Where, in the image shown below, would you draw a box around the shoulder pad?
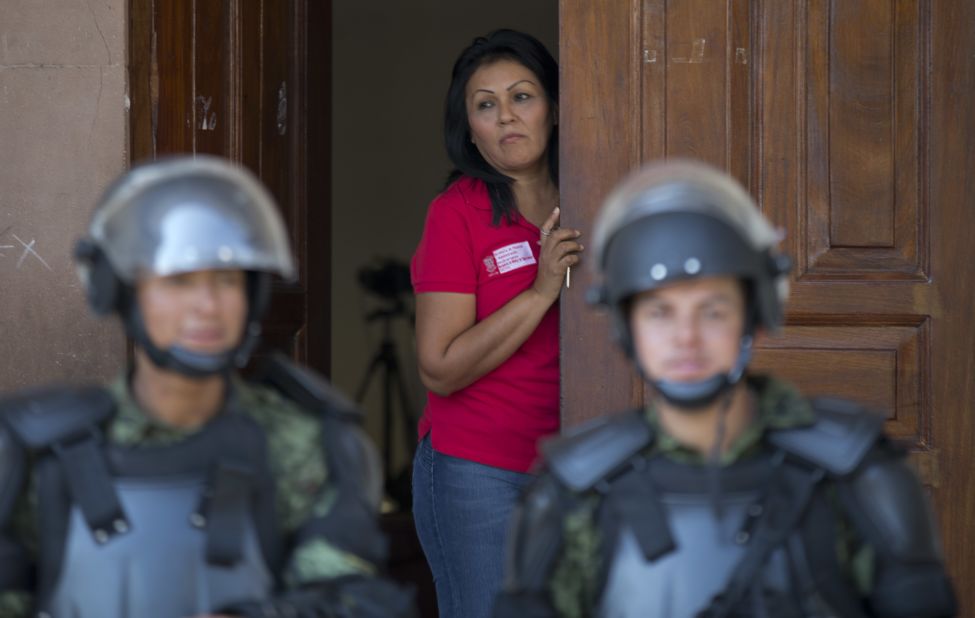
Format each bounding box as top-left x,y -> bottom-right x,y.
503,474 -> 574,591
840,456 -> 958,616
256,352 -> 362,423
0,386 -> 114,450
768,397 -> 884,476
541,409 -> 652,492
843,455 -> 942,562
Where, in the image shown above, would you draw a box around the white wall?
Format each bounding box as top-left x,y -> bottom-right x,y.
331,1 -> 558,487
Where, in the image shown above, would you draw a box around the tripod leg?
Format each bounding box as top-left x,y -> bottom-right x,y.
384,353 -> 419,457
382,360 -> 395,483
354,349 -> 387,403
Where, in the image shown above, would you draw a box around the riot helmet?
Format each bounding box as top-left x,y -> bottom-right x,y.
75,155 -> 296,377
590,160 -> 791,408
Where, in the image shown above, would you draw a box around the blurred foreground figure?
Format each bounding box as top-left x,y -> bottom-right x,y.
0,156 -> 415,618
494,160 -> 956,617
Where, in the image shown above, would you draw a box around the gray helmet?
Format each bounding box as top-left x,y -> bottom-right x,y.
590,160 -> 791,407
75,155 -> 296,376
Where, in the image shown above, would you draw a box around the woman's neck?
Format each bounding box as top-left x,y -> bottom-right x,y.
131,350 -> 227,429
510,167 -> 558,227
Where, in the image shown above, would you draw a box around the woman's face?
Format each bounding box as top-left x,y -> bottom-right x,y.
465,58 -> 555,177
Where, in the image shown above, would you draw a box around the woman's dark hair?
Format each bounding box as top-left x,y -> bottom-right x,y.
444,29 -> 558,225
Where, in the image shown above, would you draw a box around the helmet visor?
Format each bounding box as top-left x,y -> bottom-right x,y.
90,158 -> 296,282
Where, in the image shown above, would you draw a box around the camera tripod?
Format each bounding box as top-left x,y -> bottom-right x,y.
355,301 -> 417,509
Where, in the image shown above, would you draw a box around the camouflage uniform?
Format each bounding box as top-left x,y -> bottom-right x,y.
512,377 -> 888,618
0,373 -> 374,618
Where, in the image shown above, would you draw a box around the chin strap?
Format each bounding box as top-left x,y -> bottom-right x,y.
640,334 -> 754,524
650,335 -> 753,410
706,390 -> 737,521
126,304 -> 257,378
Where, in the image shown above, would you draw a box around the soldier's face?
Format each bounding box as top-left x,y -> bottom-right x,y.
136,269 -> 248,354
629,276 -> 746,384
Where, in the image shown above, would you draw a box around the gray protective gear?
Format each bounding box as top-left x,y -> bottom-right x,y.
597,476 -> 792,618
81,156 -> 294,284
495,396 -> 957,618
590,160 -> 789,329
47,479 -> 273,618
837,452 -> 957,617
0,386 -> 283,616
588,160 -> 791,408
0,366 -> 412,618
74,155 -> 296,376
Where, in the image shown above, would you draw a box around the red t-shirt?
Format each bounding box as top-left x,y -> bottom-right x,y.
411,176 -> 560,472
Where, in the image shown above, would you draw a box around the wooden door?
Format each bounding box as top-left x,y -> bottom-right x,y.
128,0 -> 331,373
561,0 -> 975,609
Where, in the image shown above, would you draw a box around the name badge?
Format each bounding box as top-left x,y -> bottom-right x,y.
490,241 -> 537,274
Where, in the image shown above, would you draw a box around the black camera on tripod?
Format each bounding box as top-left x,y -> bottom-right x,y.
357,258 -> 412,302
355,256 -> 417,510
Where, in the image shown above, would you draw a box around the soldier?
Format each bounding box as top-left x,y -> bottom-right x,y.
493,160 -> 957,617
0,156 -> 414,618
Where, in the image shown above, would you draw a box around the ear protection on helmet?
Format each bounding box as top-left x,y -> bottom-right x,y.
74,238 -> 124,316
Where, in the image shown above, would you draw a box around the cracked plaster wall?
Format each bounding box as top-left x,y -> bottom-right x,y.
0,0 -> 127,389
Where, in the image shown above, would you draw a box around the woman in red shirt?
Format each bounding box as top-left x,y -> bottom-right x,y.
411,29 -> 582,618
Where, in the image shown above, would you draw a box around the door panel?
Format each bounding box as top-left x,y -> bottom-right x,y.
759,0 -> 934,469
560,1 -> 644,415
803,0 -> 925,275
129,0 -> 330,373
562,0 -> 974,607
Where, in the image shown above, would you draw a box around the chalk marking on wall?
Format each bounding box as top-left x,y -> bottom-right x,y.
12,234 -> 52,271
197,96 -> 217,131
276,82 -> 288,135
672,38 -> 707,64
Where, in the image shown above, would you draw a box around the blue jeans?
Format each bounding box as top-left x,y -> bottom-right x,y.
412,435 -> 534,618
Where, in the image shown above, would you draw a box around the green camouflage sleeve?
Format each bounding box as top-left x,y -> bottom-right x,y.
247,383 -> 377,585
0,593 -> 30,618
549,496 -> 603,618
283,487 -> 376,586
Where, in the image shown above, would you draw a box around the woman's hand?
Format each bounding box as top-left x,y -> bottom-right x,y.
532,207 -> 583,301
415,207 -> 582,396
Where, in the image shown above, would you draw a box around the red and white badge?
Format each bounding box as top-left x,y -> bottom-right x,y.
491,241 -> 537,274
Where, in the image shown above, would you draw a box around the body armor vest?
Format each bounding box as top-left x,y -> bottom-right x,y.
0,386 -> 282,618
599,488 -> 790,617
45,476 -> 272,618
593,453 -> 855,618
35,413 -> 280,618
497,398 -> 954,618
2,360 -> 401,618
